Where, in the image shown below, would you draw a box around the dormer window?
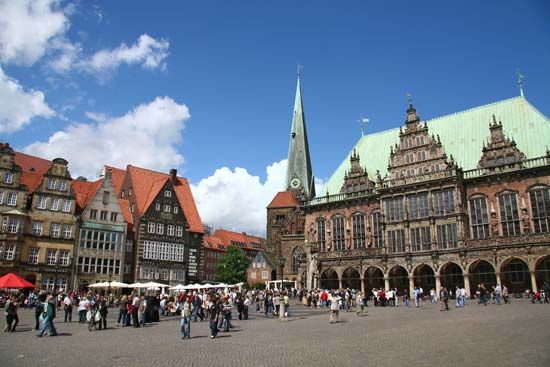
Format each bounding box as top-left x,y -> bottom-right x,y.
121,189 -> 125,198
48,179 -> 57,190
58,180 -> 67,192
128,188 -> 132,196
3,172 -> 13,184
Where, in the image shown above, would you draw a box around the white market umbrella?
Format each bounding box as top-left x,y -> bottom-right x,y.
129,282 -> 149,288
170,284 -> 185,291
108,281 -> 129,288
202,283 -> 215,289
88,282 -> 110,288
142,281 -> 169,288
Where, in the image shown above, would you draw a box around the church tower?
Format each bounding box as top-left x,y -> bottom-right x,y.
285,75 -> 315,200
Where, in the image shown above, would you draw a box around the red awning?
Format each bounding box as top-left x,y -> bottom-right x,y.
0,273 -> 35,289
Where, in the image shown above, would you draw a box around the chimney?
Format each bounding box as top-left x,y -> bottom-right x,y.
105,168 -> 112,179
169,169 -> 178,184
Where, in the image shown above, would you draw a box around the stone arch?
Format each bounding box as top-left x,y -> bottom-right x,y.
468,259 -> 496,295
500,257 -> 531,294
387,265 -> 409,294
439,262 -> 464,290
535,255 -> 550,289
291,246 -> 305,274
320,268 -> 339,290
342,267 -> 361,290
413,263 -> 436,292
363,266 -> 384,296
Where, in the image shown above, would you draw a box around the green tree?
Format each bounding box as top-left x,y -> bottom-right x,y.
213,246 -> 251,284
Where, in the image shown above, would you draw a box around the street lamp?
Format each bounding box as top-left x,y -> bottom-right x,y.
278,255 -> 286,320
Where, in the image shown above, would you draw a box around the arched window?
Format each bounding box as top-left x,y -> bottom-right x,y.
469,196 -> 489,239
291,247 -> 304,273
372,211 -> 384,248
352,213 -> 366,249
332,216 -> 345,251
498,192 -> 520,236
417,150 -> 427,161
529,187 -> 550,233
316,219 -> 326,252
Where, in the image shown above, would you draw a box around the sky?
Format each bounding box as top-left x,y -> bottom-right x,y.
1,1 -> 549,236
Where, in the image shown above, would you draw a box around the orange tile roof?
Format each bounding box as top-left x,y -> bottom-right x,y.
20,171 -> 43,193
212,229 -> 266,251
72,179 -> 103,213
203,235 -> 226,251
14,151 -> 51,174
126,165 -> 203,233
267,191 -> 298,209
105,165 -> 133,228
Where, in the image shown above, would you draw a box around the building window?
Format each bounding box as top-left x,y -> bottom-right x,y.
372,211 -> 384,248
131,203 -> 135,213
62,224 -> 72,239
3,244 -> 19,260
50,223 -> 61,238
58,180 -> 67,192
59,250 -> 70,266
156,223 -> 164,235
124,264 -> 131,274
28,248 -> 39,264
417,150 -> 427,161
332,216 -> 345,251
437,223 -> 458,249
5,217 -> 19,233
174,206 -> 179,214
46,249 -> 57,265
469,197 -> 489,239
100,210 -> 108,220
164,190 -> 172,197
352,213 -> 366,249
36,196 -> 47,209
142,241 -> 185,262
167,225 -> 175,236
48,179 -> 57,190
110,212 -> 118,222
411,226 -> 431,251
498,192 -> 521,236
176,226 -> 183,237
316,218 -> 326,252
3,172 -> 13,184
261,271 -> 268,279
128,187 -> 132,196
251,272 -> 257,279
155,203 -> 161,211
529,187 -> 550,234
387,229 -> 405,253
407,192 -> 429,219
61,200 -> 71,213
384,196 -> 404,222
32,221 -> 43,236
126,240 -> 133,252
163,204 -> 171,212
121,189 -> 125,198
291,247 -> 304,273
0,191 -> 4,204
89,209 -> 97,219
404,153 -> 415,164
50,198 -> 59,211
101,190 -> 109,204
433,189 -> 455,216
159,269 -> 169,280
7,192 -> 17,206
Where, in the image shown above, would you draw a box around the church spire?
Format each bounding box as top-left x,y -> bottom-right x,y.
285,72 -> 315,199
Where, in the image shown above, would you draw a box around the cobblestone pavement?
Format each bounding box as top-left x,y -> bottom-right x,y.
1,299 -> 549,367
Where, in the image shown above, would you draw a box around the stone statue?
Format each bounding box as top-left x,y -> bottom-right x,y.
307,253 -> 318,290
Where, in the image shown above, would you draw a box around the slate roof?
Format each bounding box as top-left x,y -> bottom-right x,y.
323,96 -> 550,195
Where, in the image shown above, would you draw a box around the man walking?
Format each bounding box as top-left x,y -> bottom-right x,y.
37,295 -> 57,337
440,287 -> 449,311
63,293 -> 72,322
493,284 -> 502,305
208,297 -> 220,339
181,296 -> 192,339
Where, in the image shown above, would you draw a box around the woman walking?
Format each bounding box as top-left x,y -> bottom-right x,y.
181,296 -> 192,339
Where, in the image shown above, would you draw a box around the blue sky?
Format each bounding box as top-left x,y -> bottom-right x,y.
1,0 -> 549,234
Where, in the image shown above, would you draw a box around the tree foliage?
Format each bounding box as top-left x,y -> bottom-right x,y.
213,246 -> 251,284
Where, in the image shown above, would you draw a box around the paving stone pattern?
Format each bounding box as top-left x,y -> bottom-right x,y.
0,299 -> 549,367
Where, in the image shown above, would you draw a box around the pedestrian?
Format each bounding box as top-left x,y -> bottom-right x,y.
493,284 -> 502,305
413,287 -> 420,307
502,285 -> 509,304
117,295 -> 128,327
37,295 -> 57,337
330,293 -> 340,323
77,296 -> 89,323
222,298 -> 232,332
243,296 -> 250,320
283,292 -> 290,317
4,295 -> 17,332
208,297 -> 220,339
98,296 -> 108,330
181,296 -> 192,339
34,292 -> 46,331
139,296 -> 146,326
63,293 -> 72,322
440,287 -> 449,311
131,294 -> 140,328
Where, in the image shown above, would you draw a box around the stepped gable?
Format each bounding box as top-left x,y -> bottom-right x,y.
478,115 -> 526,169
104,165 -> 133,229
72,178 -> 103,213
341,149 -> 375,193
267,191 -> 298,209
126,165 -> 203,233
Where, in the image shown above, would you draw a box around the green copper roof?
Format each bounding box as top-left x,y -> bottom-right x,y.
322,96 -> 550,196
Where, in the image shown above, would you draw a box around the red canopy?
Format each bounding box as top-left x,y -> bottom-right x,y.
0,273 -> 35,289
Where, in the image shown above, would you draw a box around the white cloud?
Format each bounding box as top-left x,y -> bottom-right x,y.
191,160 -> 288,236
0,66 -> 54,133
23,97 -> 189,178
0,0 -> 69,66
49,34 -> 169,79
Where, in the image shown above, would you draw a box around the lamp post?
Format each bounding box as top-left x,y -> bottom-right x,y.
278,255 -> 286,321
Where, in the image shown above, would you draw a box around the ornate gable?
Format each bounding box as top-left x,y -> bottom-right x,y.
341,149 -> 375,193
477,115 -> 526,169
386,103 -> 458,185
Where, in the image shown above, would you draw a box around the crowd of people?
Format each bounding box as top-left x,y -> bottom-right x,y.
2,280 -> 550,337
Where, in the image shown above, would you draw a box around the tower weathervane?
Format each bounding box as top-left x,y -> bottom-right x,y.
357,115 -> 369,137
516,70 -> 525,97
407,92 -> 413,106
297,64 -> 303,78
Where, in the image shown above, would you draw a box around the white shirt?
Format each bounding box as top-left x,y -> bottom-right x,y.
63,296 -> 72,307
